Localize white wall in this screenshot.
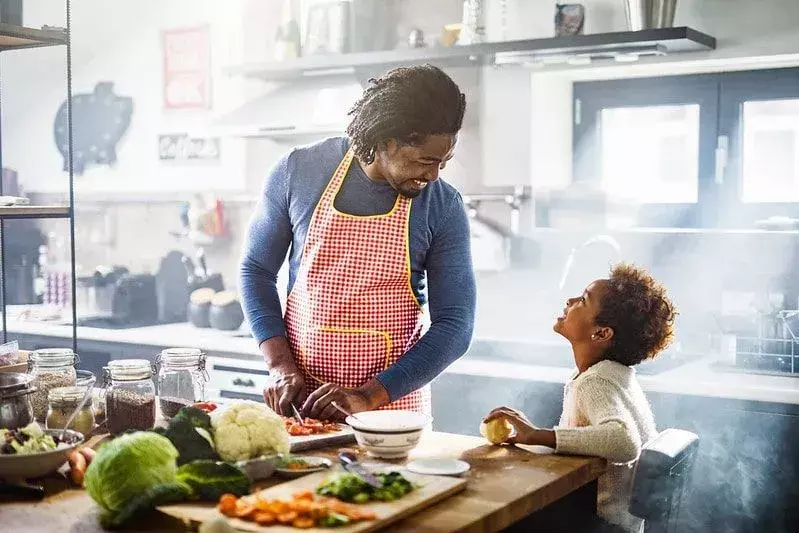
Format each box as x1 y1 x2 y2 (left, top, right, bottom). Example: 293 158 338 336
1 0 249 195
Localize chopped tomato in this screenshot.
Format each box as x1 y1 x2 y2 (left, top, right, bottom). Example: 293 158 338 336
193 401 218 412
254 511 276 525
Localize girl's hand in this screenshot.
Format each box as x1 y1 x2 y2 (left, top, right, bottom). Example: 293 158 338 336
483 407 539 445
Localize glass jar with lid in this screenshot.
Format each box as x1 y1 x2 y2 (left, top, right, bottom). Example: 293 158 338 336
28 348 79 422
104 359 156 435
155 348 208 419
46 386 95 436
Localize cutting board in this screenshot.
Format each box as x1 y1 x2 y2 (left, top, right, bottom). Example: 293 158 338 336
289 424 356 452
159 468 467 532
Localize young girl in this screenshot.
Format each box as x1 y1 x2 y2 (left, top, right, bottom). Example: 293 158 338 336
484 263 676 533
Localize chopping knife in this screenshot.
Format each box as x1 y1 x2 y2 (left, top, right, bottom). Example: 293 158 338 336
338 451 381 488
290 403 305 427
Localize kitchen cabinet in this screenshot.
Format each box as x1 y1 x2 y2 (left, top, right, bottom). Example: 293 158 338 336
433 373 799 533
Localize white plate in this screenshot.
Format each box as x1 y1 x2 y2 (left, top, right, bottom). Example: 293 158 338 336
406 458 470 476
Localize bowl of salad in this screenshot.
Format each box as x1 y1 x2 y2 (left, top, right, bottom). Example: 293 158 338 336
0 422 84 479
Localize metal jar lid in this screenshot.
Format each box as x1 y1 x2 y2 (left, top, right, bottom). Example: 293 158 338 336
0 372 36 400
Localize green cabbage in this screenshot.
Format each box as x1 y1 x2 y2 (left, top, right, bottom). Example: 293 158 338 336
84 432 180 515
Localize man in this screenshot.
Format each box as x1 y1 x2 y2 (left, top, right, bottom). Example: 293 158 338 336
240 64 476 420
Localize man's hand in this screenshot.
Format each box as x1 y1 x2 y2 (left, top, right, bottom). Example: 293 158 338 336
260 337 305 416
264 366 306 416
483 406 556 448
301 379 390 421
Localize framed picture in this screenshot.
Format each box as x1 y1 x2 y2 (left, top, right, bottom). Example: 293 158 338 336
162 26 211 109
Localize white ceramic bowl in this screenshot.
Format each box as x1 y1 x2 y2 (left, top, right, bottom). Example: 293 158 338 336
345 410 432 459
0 429 84 479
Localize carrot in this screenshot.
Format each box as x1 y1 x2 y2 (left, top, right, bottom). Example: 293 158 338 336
254 511 276 525
68 450 87 486
78 447 96 465
292 517 315 529
235 503 256 519
218 494 238 516
292 490 314 501
276 511 298 524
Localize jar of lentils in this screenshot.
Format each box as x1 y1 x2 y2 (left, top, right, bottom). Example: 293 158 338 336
155 348 208 419
104 359 156 435
28 348 79 422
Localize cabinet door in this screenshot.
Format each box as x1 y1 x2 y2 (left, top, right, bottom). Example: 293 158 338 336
651 393 799 533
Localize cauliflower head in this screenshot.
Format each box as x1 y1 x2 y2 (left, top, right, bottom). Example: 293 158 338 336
210 400 290 461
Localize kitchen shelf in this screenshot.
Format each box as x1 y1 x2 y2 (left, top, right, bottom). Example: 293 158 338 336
235 124 346 139
226 27 716 81
0 23 67 51
0 205 71 219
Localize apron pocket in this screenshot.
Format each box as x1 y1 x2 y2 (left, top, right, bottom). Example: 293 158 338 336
301 327 391 389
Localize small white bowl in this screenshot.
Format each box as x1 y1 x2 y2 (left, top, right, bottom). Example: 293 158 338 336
345 411 432 459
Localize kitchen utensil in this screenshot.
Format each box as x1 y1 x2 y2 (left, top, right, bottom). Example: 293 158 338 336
196 248 209 278
346 410 431 459
407 458 471 477
338 450 382 488
288 424 356 452
188 288 215 328
156 251 192 324
0 372 35 429
209 291 244 331
58 384 94 441
159 468 467 531
0 481 45 500
290 403 304 426
625 0 677 30
236 455 278 482
0 429 84 479
331 401 366 425
112 273 158 326
275 455 332 479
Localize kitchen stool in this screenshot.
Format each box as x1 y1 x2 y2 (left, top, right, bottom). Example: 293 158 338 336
629 428 700 533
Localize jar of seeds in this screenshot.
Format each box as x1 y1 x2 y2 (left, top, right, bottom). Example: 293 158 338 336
28 348 79 422
155 348 208 419
104 359 156 435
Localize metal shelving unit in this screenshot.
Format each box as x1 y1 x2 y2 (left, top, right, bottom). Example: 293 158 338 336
0 2 76 353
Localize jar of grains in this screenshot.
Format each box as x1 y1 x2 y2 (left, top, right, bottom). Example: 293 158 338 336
155 348 208 419
46 386 95 436
104 359 156 435
28 348 79 422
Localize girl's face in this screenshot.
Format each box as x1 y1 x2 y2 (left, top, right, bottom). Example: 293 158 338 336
554 280 613 347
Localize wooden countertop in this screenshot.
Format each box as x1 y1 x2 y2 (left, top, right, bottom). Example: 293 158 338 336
0 432 605 533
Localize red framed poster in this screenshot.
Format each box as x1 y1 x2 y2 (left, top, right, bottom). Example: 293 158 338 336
162 25 211 109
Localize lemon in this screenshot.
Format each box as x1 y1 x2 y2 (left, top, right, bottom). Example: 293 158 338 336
479 418 512 445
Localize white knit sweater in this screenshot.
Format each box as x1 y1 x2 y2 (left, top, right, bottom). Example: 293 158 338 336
554 360 658 533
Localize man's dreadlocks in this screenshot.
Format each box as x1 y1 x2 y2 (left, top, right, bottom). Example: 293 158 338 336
346 65 466 164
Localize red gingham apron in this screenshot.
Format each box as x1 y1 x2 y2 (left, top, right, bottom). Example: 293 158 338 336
284 149 431 414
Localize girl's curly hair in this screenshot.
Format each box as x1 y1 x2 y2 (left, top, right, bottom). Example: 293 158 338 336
595 263 677 366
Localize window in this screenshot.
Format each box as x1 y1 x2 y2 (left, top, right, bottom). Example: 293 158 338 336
572 67 799 228
741 99 799 203
600 104 700 204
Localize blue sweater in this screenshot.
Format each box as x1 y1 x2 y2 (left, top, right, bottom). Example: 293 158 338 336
240 137 476 401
